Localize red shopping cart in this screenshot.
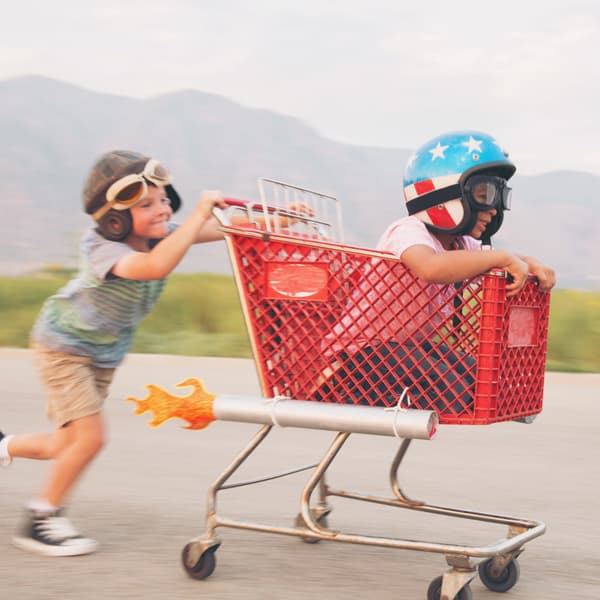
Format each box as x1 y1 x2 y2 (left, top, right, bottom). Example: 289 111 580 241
176 180 550 600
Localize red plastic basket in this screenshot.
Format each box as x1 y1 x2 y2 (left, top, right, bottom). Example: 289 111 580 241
225 228 550 425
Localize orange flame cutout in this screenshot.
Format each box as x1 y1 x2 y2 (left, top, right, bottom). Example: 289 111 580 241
127 377 216 430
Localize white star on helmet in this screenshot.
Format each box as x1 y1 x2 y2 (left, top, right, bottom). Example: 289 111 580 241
429 142 449 161
462 136 483 153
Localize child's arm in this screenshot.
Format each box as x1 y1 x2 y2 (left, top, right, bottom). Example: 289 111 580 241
112 191 226 280
401 244 530 297
192 202 314 242
111 193 314 279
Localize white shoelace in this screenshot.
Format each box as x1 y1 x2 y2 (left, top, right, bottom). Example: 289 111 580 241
37 515 81 541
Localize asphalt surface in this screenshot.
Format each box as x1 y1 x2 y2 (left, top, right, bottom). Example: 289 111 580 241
1 348 598 599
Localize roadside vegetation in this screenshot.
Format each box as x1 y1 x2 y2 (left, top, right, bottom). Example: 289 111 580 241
0 268 598 372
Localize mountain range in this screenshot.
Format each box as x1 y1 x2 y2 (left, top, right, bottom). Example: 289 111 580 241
0 75 597 289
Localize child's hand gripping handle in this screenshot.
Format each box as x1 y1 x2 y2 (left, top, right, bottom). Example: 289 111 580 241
213 197 315 229
210 197 250 226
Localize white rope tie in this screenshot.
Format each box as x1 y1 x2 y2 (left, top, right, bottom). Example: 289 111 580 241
384 388 412 439
265 395 288 427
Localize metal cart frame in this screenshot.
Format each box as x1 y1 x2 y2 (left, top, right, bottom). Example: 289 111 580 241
178 182 549 600
184 425 545 600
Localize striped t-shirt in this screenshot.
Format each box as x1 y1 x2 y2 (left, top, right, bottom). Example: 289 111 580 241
31 225 176 368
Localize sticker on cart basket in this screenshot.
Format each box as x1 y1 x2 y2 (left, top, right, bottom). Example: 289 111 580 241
265 262 329 301
507 306 540 347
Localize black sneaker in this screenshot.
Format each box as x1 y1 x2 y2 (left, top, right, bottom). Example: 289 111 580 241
0 431 11 466
13 508 98 556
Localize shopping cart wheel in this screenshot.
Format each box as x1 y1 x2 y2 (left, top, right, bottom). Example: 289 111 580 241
181 544 217 580
427 576 472 600
478 557 520 592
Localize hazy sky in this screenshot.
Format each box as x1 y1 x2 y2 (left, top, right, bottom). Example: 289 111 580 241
2 0 599 175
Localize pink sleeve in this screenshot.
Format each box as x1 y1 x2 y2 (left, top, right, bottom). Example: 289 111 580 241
377 216 440 258
462 235 483 251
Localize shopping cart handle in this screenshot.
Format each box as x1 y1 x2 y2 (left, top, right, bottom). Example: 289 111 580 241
212 198 255 227
223 197 285 215
214 197 289 228
223 197 251 209
219 190 335 238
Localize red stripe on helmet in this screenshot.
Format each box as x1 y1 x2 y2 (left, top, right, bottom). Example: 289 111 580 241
427 206 457 229
414 179 435 194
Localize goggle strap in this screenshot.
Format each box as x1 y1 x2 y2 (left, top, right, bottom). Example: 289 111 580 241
407 184 461 215
91 200 115 222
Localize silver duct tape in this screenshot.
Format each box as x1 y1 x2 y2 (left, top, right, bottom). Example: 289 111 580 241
213 395 438 440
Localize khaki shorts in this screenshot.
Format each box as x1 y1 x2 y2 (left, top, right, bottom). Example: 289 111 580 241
32 343 116 427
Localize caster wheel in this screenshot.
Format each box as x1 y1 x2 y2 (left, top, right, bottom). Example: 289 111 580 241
427 575 473 600
478 558 520 592
181 543 217 580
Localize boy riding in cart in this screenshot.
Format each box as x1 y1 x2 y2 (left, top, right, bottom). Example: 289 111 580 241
315 130 555 414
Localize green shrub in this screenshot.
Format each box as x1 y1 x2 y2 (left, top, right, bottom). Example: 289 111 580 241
132 273 251 356
0 271 598 372
546 290 600 372
0 269 71 347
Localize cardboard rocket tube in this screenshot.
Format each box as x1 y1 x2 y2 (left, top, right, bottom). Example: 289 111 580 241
212 395 437 440
128 378 438 440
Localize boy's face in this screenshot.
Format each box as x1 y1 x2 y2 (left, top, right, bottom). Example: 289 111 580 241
469 208 497 239
128 185 173 241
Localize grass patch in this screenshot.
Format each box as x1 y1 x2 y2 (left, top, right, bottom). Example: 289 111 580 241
546 289 600 373
0 270 598 372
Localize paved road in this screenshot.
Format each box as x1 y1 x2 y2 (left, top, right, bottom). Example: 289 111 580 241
1 348 598 599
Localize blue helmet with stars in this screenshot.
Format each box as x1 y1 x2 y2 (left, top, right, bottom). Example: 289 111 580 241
403 130 516 241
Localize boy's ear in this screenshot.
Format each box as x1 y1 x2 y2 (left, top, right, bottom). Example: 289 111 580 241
97 210 132 241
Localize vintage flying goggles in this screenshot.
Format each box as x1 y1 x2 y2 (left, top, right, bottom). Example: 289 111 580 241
92 159 172 221
463 174 512 212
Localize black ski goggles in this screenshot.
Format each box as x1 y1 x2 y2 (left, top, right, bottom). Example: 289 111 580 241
463 174 512 211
